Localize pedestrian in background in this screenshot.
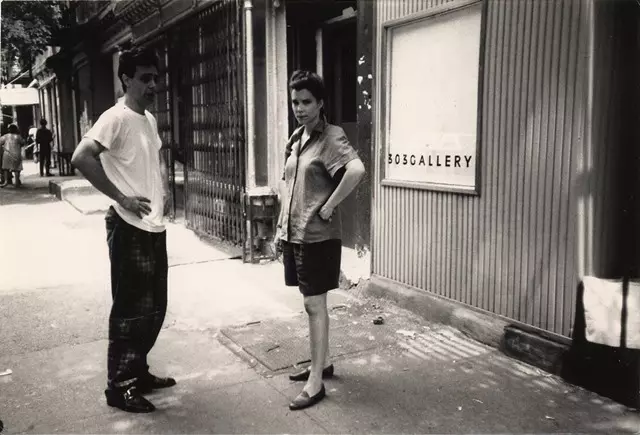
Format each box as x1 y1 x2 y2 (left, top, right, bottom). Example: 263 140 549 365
71 46 173 414
275 70 365 410
0 124 25 188
36 119 54 176
28 124 38 163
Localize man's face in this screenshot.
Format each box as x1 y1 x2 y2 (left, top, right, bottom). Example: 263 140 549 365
123 65 158 108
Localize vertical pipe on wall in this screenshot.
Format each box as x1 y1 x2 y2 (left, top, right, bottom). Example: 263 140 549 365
266 0 288 189
576 0 594 279
244 0 256 190
315 28 323 76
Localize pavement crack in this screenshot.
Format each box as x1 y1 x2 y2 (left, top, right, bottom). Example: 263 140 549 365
168 258 234 268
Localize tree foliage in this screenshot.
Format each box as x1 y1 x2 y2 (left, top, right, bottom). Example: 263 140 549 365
1 1 70 81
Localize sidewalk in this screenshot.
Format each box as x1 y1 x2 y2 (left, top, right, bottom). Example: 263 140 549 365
2 299 639 434
1 164 639 433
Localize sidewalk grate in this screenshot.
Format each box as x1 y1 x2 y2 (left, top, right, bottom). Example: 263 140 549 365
220 307 400 372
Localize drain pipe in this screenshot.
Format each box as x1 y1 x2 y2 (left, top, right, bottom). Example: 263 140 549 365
244 0 256 190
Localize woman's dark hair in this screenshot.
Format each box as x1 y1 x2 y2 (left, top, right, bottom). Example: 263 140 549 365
118 47 159 92
288 70 325 102
8 124 19 134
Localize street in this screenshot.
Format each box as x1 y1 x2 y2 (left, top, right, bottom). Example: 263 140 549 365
1 162 639 434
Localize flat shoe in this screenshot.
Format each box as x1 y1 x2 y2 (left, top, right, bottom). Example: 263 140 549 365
289 364 334 382
289 384 326 411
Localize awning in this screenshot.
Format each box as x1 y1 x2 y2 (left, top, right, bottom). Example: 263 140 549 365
0 87 39 106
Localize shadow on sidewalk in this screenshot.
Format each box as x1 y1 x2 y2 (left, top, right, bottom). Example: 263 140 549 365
0 161 68 207
0 182 57 207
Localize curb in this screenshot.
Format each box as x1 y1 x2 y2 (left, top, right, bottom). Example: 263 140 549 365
49 179 111 215
49 179 95 201
360 275 570 377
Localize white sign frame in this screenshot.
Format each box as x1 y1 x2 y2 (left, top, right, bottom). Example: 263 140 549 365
380 0 486 195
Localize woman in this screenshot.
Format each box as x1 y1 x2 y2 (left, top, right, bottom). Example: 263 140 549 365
275 70 365 411
0 124 25 188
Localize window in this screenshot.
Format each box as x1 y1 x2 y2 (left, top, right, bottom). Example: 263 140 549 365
381 1 484 194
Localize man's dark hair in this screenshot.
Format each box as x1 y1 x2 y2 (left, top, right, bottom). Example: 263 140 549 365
118 47 159 92
288 70 325 102
40 119 47 126
8 124 19 134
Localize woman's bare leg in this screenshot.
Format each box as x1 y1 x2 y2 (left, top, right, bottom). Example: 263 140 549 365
303 293 329 395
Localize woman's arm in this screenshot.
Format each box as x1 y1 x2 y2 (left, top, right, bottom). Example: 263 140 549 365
319 158 365 220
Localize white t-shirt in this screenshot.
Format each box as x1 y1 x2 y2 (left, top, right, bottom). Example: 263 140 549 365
84 102 165 233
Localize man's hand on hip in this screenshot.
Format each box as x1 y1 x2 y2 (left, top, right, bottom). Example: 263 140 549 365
120 196 152 218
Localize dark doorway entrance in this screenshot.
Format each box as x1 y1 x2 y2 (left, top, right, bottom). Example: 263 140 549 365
322 15 358 248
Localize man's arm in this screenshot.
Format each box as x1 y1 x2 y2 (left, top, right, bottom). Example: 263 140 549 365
71 137 151 218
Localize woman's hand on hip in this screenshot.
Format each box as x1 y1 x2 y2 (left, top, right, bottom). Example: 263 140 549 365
318 204 335 222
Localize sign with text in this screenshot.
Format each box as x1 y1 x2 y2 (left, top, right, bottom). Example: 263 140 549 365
383 2 482 192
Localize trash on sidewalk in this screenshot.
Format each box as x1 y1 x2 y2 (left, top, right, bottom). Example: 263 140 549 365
266 344 280 353
331 303 349 311
0 369 12 377
396 329 417 339
373 316 385 325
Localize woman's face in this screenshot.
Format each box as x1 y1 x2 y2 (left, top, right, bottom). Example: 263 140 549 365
291 88 323 127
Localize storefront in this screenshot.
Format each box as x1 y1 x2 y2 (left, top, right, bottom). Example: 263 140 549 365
369 0 636 343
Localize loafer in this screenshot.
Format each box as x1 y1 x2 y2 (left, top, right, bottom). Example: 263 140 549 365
105 386 155 413
289 384 326 411
289 364 334 382
137 373 177 393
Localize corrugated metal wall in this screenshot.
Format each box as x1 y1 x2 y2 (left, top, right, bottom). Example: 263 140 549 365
373 0 599 337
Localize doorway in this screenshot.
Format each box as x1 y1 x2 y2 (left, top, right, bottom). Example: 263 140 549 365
321 12 358 248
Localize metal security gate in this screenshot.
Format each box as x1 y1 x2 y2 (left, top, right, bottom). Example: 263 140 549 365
174 0 246 245
146 35 177 220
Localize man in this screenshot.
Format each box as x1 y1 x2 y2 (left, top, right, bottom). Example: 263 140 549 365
35 119 53 176
71 47 174 413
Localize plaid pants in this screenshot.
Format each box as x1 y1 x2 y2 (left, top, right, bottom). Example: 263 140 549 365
105 207 168 390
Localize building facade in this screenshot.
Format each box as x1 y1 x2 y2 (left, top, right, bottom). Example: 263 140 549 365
43 0 639 377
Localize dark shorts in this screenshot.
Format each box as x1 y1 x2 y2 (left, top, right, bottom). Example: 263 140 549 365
283 239 342 297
